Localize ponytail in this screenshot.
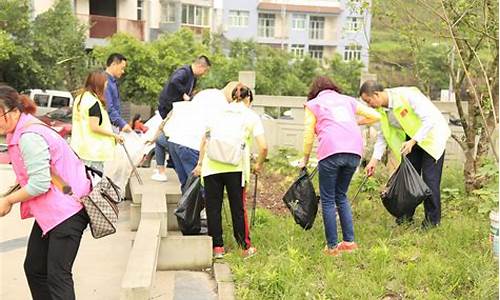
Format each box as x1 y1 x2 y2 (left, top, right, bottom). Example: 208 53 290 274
231 84 252 103
18 94 37 115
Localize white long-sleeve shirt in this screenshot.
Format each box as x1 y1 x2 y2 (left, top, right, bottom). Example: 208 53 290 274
372 88 436 160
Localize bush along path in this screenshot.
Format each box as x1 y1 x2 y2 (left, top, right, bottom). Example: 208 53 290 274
218 153 499 299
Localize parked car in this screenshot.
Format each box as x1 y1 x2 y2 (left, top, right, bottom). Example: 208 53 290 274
37 106 72 139
26 89 74 116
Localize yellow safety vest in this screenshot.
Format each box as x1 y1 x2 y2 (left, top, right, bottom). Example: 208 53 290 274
377 87 451 161
70 92 115 161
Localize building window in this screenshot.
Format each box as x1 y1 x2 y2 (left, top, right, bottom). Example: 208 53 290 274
163 2 176 23
258 13 275 38
309 16 324 40
346 17 361 32
309 45 324 61
290 44 305 59
137 0 144 21
229 10 249 27
344 44 362 61
182 4 209 26
292 14 306 30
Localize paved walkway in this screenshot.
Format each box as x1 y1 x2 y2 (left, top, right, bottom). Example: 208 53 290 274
0 164 134 299
0 164 220 299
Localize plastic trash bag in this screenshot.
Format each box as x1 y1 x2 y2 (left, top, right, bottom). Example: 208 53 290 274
282 168 319 230
381 156 432 218
174 175 205 235
103 131 145 197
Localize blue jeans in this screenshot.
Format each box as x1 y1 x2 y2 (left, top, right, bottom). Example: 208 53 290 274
167 141 199 190
155 132 169 166
318 153 360 248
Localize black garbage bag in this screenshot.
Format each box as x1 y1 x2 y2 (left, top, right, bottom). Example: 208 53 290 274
282 168 319 230
381 156 432 218
174 175 205 235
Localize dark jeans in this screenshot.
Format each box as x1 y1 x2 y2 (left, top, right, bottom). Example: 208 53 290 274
24 209 89 300
167 141 199 190
318 153 360 248
204 172 251 250
154 132 169 166
401 144 445 225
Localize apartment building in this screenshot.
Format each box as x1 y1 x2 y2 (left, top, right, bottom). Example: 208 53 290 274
31 0 163 48
218 0 371 67
32 0 370 67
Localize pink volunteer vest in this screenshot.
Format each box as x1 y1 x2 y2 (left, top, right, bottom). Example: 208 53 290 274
7 113 90 235
305 90 363 161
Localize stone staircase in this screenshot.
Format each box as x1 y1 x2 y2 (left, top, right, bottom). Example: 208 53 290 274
120 168 230 300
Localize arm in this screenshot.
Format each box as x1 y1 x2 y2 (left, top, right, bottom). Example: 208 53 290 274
408 90 435 143
253 134 268 174
0 133 51 216
171 69 192 101
400 89 435 155
192 134 208 177
356 103 381 126
301 107 316 167
105 84 127 130
365 129 387 176
88 117 123 143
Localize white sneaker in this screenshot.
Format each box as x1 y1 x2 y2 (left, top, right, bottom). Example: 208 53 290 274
151 172 167 182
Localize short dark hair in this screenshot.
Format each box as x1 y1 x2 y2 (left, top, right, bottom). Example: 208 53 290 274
106 53 127 67
359 80 384 97
194 55 211 67
307 76 342 100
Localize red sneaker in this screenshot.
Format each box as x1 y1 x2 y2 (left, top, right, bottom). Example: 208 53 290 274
213 247 225 259
242 247 257 259
336 241 358 253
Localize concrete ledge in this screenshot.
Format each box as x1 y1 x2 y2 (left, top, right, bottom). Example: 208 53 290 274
129 168 180 204
157 232 212 270
167 203 180 231
120 218 161 300
141 191 168 237
129 202 140 231
213 263 235 300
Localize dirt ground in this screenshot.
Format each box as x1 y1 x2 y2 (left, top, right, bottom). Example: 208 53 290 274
246 170 292 216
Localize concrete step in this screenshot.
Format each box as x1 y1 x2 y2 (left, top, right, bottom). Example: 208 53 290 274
157 231 212 271
151 271 217 300
120 218 162 300
129 168 181 204
129 199 180 232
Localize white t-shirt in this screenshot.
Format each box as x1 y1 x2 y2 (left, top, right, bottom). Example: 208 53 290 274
164 89 228 150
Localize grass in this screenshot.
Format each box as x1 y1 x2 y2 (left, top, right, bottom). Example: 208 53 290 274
218 153 499 299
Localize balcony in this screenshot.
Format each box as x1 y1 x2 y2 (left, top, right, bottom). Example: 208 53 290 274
77 14 145 41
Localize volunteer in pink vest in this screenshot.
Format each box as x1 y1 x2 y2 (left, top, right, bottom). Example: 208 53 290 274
0 85 91 299
300 76 380 256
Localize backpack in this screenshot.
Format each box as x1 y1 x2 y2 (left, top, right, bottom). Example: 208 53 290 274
206 107 248 166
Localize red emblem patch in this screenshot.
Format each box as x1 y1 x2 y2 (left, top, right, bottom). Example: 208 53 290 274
400 108 408 118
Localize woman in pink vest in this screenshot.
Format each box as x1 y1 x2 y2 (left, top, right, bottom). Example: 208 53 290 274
0 85 91 299
300 76 380 256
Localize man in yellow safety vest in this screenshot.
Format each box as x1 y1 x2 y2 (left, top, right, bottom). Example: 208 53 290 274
360 80 451 228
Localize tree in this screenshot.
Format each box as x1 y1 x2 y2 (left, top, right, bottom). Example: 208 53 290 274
31 0 88 92
0 0 42 91
327 54 364 96
381 0 499 192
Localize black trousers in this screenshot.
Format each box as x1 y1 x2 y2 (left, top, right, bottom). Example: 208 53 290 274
24 209 89 300
402 144 445 225
204 172 251 249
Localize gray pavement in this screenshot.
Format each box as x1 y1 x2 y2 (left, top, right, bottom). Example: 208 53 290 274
0 164 134 299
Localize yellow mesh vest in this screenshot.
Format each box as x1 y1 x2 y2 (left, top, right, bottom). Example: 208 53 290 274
70 92 115 161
